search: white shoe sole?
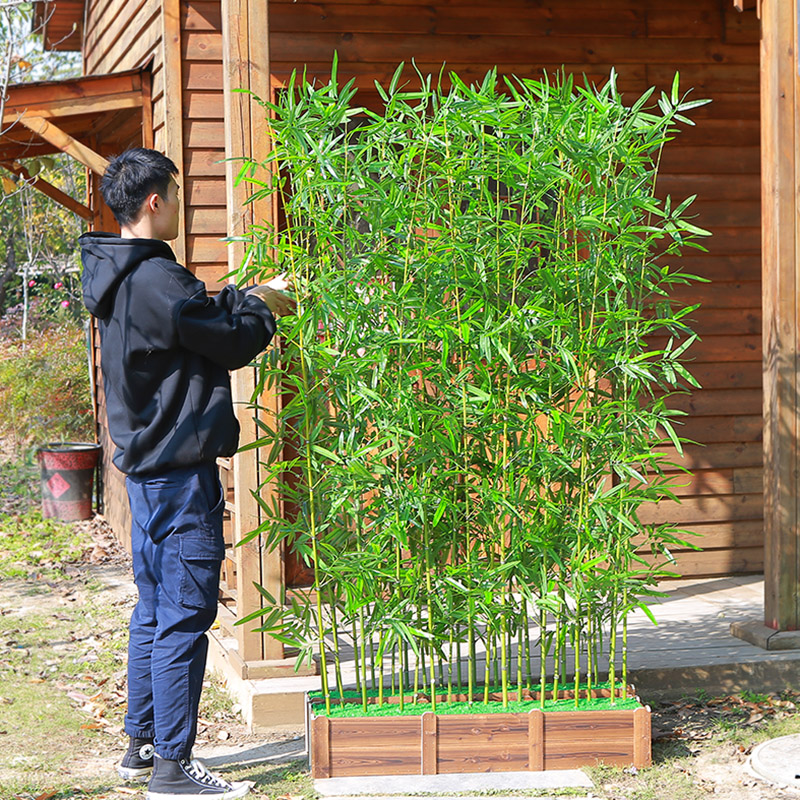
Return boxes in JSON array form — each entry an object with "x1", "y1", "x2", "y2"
[
  {"x1": 118, "y1": 765, "x2": 153, "y2": 782},
  {"x1": 146, "y1": 781, "x2": 250, "y2": 800}
]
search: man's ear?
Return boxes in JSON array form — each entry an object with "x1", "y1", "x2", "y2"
[{"x1": 145, "y1": 192, "x2": 160, "y2": 214}]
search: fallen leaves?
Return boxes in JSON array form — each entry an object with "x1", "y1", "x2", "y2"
[
  {"x1": 653, "y1": 689, "x2": 800, "y2": 748},
  {"x1": 62, "y1": 671, "x2": 128, "y2": 732},
  {"x1": 88, "y1": 544, "x2": 109, "y2": 564},
  {"x1": 745, "y1": 710, "x2": 764, "y2": 725}
]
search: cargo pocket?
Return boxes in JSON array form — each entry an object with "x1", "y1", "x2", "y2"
[{"x1": 178, "y1": 523, "x2": 225, "y2": 610}]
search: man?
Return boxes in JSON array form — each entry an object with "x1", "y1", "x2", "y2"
[{"x1": 80, "y1": 148, "x2": 293, "y2": 800}]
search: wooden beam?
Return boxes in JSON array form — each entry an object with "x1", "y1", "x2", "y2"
[
  {"x1": 3, "y1": 71, "x2": 143, "y2": 118},
  {"x1": 223, "y1": 0, "x2": 283, "y2": 662},
  {"x1": 2, "y1": 161, "x2": 93, "y2": 221},
  {"x1": 2, "y1": 93, "x2": 142, "y2": 126},
  {"x1": 15, "y1": 115, "x2": 109, "y2": 175},
  {"x1": 141, "y1": 69, "x2": 154, "y2": 150},
  {"x1": 248, "y1": 1, "x2": 282, "y2": 664},
  {"x1": 760, "y1": 0, "x2": 800, "y2": 631},
  {"x1": 161, "y1": 0, "x2": 187, "y2": 263}
]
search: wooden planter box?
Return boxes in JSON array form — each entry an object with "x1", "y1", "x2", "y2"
[{"x1": 308, "y1": 695, "x2": 652, "y2": 778}]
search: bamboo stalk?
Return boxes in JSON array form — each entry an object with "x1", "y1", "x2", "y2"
[
  {"x1": 328, "y1": 593, "x2": 345, "y2": 700},
  {"x1": 539, "y1": 607, "x2": 547, "y2": 710}
]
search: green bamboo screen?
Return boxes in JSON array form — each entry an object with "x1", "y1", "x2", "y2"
[{"x1": 235, "y1": 66, "x2": 709, "y2": 713}]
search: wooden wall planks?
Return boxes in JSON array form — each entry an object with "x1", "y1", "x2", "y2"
[
  {"x1": 261, "y1": 0, "x2": 763, "y2": 579},
  {"x1": 84, "y1": 0, "x2": 227, "y2": 267},
  {"x1": 82, "y1": 0, "x2": 763, "y2": 578}
]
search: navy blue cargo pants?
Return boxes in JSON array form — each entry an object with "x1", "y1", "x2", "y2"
[{"x1": 123, "y1": 463, "x2": 225, "y2": 761}]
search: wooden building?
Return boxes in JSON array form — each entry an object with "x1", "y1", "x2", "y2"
[{"x1": 6, "y1": 0, "x2": 800, "y2": 682}]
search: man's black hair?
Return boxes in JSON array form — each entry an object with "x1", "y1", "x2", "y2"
[{"x1": 100, "y1": 148, "x2": 179, "y2": 226}]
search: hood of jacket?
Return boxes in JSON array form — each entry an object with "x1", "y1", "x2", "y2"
[{"x1": 80, "y1": 232, "x2": 177, "y2": 319}]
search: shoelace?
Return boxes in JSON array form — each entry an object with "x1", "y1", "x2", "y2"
[{"x1": 183, "y1": 758, "x2": 231, "y2": 789}]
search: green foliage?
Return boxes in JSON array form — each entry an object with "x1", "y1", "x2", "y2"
[
  {"x1": 0, "y1": 152, "x2": 88, "y2": 323},
  {"x1": 740, "y1": 689, "x2": 770, "y2": 704},
  {"x1": 0, "y1": 321, "x2": 93, "y2": 447},
  {"x1": 239, "y1": 66, "x2": 709, "y2": 712},
  {"x1": 316, "y1": 694, "x2": 641, "y2": 718},
  {"x1": 0, "y1": 448, "x2": 38, "y2": 512}
]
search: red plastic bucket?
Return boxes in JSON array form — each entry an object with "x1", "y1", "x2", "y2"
[{"x1": 36, "y1": 442, "x2": 102, "y2": 521}]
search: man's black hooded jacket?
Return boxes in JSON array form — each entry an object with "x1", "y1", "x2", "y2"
[{"x1": 80, "y1": 232, "x2": 276, "y2": 476}]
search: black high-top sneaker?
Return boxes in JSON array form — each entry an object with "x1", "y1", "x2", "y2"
[
  {"x1": 118, "y1": 736, "x2": 155, "y2": 781},
  {"x1": 146, "y1": 754, "x2": 250, "y2": 799}
]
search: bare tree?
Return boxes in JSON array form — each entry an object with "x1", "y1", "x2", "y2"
[
  {"x1": 0, "y1": 2, "x2": 83, "y2": 327},
  {"x1": 0, "y1": 0, "x2": 44, "y2": 139},
  {"x1": 0, "y1": 229, "x2": 16, "y2": 310},
  {"x1": 0, "y1": 0, "x2": 81, "y2": 195}
]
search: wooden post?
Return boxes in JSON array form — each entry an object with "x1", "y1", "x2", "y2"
[
  {"x1": 161, "y1": 0, "x2": 186, "y2": 263},
  {"x1": 222, "y1": 0, "x2": 284, "y2": 662},
  {"x1": 230, "y1": 366, "x2": 266, "y2": 663},
  {"x1": 632, "y1": 706, "x2": 651, "y2": 769},
  {"x1": 420, "y1": 712, "x2": 437, "y2": 775},
  {"x1": 761, "y1": 0, "x2": 800, "y2": 631},
  {"x1": 311, "y1": 715, "x2": 331, "y2": 779},
  {"x1": 527, "y1": 709, "x2": 544, "y2": 771}
]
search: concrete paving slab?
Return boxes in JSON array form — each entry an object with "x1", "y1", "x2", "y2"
[
  {"x1": 314, "y1": 770, "x2": 594, "y2": 796},
  {"x1": 317, "y1": 796, "x2": 595, "y2": 800},
  {"x1": 749, "y1": 733, "x2": 800, "y2": 790},
  {"x1": 199, "y1": 737, "x2": 306, "y2": 769}
]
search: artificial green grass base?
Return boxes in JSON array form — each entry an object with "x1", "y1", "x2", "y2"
[{"x1": 310, "y1": 682, "x2": 642, "y2": 718}]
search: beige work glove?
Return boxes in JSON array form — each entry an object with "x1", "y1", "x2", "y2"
[{"x1": 246, "y1": 273, "x2": 297, "y2": 316}]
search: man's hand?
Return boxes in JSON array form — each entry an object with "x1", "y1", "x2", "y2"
[{"x1": 246, "y1": 274, "x2": 297, "y2": 316}]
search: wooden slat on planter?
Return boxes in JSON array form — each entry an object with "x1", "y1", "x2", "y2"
[
  {"x1": 543, "y1": 711, "x2": 639, "y2": 770},
  {"x1": 328, "y1": 717, "x2": 420, "y2": 777},
  {"x1": 436, "y1": 714, "x2": 529, "y2": 773},
  {"x1": 633, "y1": 706, "x2": 652, "y2": 768}
]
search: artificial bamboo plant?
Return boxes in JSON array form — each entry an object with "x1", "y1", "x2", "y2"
[{"x1": 235, "y1": 65, "x2": 708, "y2": 714}]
